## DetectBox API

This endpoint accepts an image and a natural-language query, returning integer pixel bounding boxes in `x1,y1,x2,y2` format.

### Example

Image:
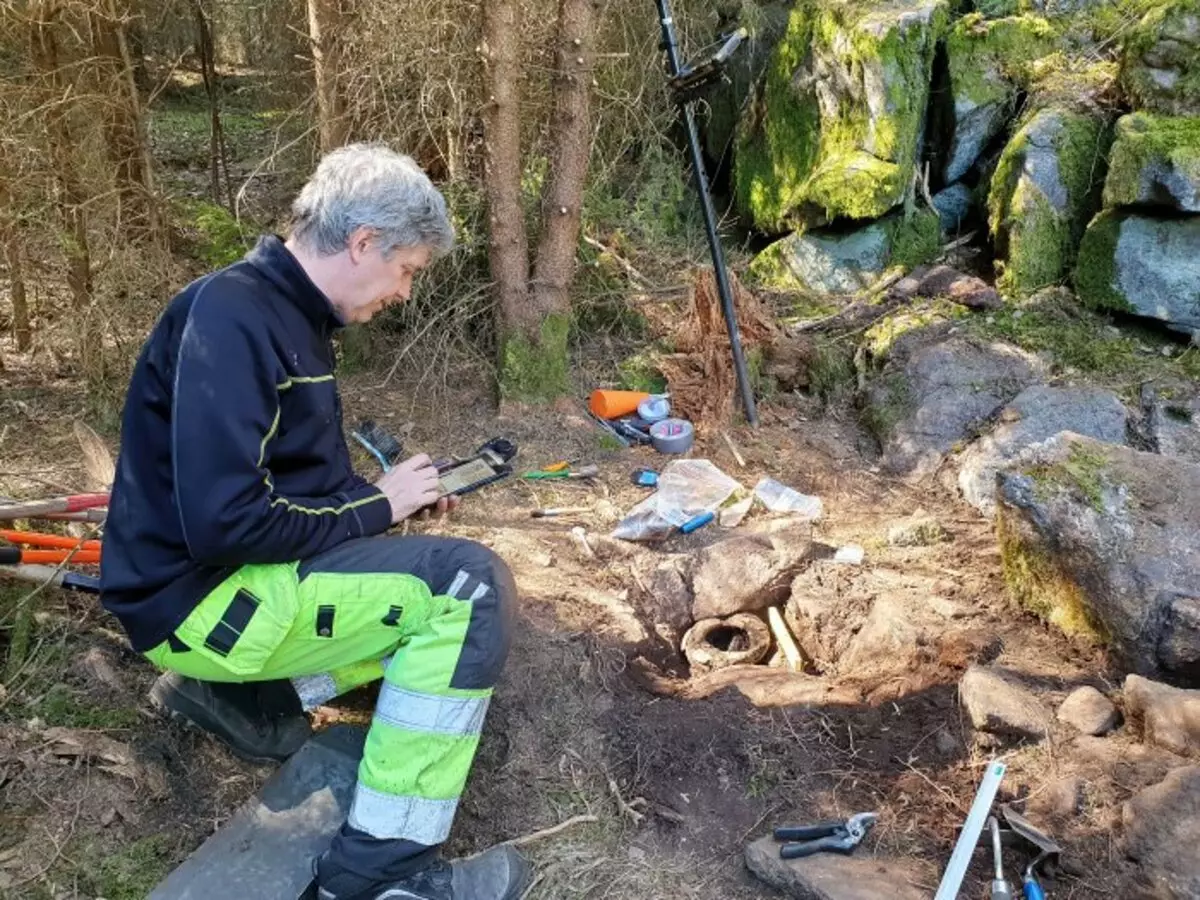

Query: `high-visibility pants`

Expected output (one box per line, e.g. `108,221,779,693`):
143,535,516,879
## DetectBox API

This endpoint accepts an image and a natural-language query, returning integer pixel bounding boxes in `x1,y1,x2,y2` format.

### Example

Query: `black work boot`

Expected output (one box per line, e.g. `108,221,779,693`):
314,845,531,900
149,671,311,763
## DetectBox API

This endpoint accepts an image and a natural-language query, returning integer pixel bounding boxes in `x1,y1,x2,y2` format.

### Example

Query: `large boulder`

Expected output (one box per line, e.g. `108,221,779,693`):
988,104,1112,297
865,334,1047,478
996,432,1200,681
734,0,948,233
942,14,1057,184
1103,112,1200,213
1122,766,1200,900
748,211,941,296
1121,0,1200,116
956,384,1129,517
931,182,974,233
1074,211,1200,336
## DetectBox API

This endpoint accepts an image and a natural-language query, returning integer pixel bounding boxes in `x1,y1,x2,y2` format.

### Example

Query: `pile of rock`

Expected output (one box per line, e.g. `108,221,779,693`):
722,0,1199,339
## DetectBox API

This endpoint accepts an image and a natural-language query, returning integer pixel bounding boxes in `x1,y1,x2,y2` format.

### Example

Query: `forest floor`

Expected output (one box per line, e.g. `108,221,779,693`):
0,356,1151,900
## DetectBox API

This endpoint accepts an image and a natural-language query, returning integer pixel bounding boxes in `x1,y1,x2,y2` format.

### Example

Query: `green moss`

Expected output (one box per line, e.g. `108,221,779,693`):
804,152,904,222
79,835,178,900
1104,112,1200,208
33,683,141,729
808,339,857,405
617,350,668,394
864,298,966,358
734,3,822,232
946,14,1058,109
1028,442,1110,511
499,313,571,403
989,109,1111,297
861,373,915,443
888,209,942,269
996,503,1110,642
178,199,256,268
1074,210,1129,312
734,0,947,230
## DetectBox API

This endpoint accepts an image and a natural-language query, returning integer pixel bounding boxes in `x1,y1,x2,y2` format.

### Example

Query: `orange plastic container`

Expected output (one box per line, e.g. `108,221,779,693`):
589,389,650,419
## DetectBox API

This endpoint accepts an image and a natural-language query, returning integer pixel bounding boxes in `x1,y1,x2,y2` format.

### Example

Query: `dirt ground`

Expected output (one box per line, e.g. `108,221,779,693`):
0,359,1153,899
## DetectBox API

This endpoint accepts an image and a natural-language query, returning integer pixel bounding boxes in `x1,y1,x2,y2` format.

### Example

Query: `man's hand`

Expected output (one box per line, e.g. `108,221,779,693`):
375,454,442,523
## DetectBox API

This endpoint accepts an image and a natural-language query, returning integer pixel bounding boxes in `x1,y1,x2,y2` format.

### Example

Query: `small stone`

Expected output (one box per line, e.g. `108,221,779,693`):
690,534,815,620
960,664,1052,742
887,515,947,547
1027,775,1083,821
1057,686,1120,736
934,729,960,756
1122,766,1200,899
744,835,930,900
1124,674,1200,758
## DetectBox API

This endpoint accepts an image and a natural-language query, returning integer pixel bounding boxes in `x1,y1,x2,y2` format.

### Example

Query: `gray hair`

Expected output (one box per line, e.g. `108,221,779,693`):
289,143,454,258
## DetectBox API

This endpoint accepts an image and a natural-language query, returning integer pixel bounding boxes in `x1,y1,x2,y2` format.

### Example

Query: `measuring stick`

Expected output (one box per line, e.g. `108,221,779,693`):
934,758,1007,900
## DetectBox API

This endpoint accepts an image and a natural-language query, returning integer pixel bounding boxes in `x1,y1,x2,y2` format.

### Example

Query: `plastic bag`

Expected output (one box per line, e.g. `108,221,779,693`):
612,459,741,541
754,477,824,521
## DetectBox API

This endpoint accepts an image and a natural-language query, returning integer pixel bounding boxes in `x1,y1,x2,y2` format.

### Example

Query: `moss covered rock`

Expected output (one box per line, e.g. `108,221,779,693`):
996,431,1200,679
1075,210,1200,334
748,209,941,297
988,104,1113,297
1121,0,1200,116
943,14,1058,183
1103,112,1200,212
734,0,948,233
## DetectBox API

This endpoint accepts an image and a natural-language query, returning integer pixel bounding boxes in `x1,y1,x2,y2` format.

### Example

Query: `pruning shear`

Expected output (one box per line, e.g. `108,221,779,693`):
0,529,102,566
773,812,878,859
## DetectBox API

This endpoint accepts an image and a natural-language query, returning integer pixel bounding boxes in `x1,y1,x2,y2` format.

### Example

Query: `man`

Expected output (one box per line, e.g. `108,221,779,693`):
100,144,529,900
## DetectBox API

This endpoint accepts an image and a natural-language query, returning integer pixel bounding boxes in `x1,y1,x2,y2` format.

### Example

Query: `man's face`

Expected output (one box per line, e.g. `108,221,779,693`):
340,238,433,324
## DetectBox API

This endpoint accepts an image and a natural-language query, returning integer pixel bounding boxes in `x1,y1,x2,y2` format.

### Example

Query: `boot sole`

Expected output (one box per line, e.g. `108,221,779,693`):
150,688,307,765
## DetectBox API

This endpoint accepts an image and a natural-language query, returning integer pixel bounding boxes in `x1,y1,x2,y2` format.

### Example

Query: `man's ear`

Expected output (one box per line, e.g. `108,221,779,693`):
347,226,376,265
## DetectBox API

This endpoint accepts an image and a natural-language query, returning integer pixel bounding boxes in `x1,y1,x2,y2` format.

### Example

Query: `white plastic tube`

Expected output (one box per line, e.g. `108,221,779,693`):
934,758,1008,900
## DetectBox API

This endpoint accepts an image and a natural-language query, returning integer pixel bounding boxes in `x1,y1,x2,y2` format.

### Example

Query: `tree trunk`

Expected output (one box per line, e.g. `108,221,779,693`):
30,1,99,377
307,0,350,153
89,0,158,236
0,157,31,354
482,0,596,402
529,0,596,320
192,0,232,208
4,239,31,353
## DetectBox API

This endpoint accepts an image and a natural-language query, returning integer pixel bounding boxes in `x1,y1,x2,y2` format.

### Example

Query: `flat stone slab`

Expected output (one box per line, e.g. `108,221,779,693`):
745,835,929,900
150,725,366,900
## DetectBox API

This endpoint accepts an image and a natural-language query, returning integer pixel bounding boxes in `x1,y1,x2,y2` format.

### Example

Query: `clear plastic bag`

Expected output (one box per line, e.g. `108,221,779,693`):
612,459,741,541
753,477,824,521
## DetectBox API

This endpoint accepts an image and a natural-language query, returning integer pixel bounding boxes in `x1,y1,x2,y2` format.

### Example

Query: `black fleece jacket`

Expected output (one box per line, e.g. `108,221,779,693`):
100,236,392,651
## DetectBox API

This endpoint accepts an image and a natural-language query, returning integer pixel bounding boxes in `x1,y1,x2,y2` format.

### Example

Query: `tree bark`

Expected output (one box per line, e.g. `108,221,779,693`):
529,0,596,321
4,238,31,354
481,0,530,327
30,1,98,376
307,0,350,153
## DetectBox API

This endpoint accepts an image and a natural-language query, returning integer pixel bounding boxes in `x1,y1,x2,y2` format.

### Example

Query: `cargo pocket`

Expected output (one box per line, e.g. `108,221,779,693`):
174,564,300,677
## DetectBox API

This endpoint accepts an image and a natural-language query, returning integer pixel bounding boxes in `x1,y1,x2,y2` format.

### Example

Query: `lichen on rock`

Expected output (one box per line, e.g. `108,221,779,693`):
1075,210,1200,333
987,96,1113,297
734,0,948,233
1121,0,1200,116
943,13,1058,183
747,209,941,296
1103,111,1200,213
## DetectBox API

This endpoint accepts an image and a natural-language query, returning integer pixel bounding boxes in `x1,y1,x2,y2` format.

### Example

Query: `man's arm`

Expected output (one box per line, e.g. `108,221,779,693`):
170,290,391,567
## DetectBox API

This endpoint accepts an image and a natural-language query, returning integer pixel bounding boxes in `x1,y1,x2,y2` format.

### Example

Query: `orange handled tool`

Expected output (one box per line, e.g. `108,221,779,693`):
0,547,102,565
1,530,102,552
